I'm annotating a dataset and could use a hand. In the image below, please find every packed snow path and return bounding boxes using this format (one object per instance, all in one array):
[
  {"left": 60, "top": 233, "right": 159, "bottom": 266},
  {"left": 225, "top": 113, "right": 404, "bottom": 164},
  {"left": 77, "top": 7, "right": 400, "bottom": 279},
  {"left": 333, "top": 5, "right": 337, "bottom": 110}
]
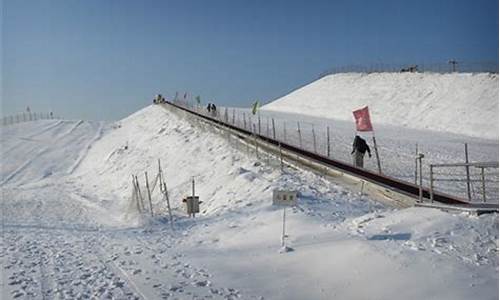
[{"left": 1, "top": 106, "right": 498, "bottom": 299}]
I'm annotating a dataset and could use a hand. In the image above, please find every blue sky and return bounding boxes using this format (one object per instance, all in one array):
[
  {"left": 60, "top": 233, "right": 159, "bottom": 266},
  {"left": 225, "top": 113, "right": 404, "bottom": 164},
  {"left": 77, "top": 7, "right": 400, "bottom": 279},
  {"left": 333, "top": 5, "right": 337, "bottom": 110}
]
[{"left": 2, "top": 0, "right": 498, "bottom": 120}]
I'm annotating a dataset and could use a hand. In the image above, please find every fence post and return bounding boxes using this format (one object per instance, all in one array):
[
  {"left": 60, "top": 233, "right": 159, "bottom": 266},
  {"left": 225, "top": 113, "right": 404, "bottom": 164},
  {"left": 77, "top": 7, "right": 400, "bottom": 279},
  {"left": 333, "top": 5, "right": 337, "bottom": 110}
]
[
  {"left": 297, "top": 122, "right": 302, "bottom": 149},
  {"left": 258, "top": 114, "right": 261, "bottom": 135},
  {"left": 464, "top": 143, "right": 471, "bottom": 201},
  {"left": 132, "top": 175, "right": 141, "bottom": 212},
  {"left": 429, "top": 165, "right": 434, "bottom": 203},
  {"left": 312, "top": 125, "right": 317, "bottom": 153},
  {"left": 481, "top": 167, "right": 486, "bottom": 203},
  {"left": 414, "top": 143, "right": 418, "bottom": 185},
  {"left": 283, "top": 122, "right": 287, "bottom": 143},
  {"left": 243, "top": 113, "right": 247, "bottom": 130},
  {"left": 232, "top": 109, "right": 235, "bottom": 124},
  {"left": 327, "top": 126, "right": 331, "bottom": 157},
  {"left": 272, "top": 118, "right": 276, "bottom": 140},
  {"left": 279, "top": 142, "right": 284, "bottom": 171},
  {"left": 145, "top": 172, "right": 154, "bottom": 217},
  {"left": 253, "top": 124, "right": 259, "bottom": 159},
  {"left": 266, "top": 118, "right": 270, "bottom": 138},
  {"left": 417, "top": 154, "right": 424, "bottom": 202},
  {"left": 135, "top": 175, "right": 145, "bottom": 212}
]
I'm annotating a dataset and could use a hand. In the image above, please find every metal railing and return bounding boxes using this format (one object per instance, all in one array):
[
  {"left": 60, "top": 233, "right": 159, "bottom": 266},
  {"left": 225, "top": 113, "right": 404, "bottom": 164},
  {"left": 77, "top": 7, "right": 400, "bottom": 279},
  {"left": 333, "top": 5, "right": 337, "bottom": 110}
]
[
  {"left": 1, "top": 112, "right": 59, "bottom": 126},
  {"left": 429, "top": 162, "right": 499, "bottom": 203}
]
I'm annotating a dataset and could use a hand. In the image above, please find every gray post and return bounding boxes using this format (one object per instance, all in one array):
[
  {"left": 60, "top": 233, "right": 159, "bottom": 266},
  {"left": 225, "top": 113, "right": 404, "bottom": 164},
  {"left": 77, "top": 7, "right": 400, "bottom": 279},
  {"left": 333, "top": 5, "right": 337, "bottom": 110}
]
[
  {"left": 312, "top": 125, "right": 317, "bottom": 153},
  {"left": 464, "top": 143, "right": 471, "bottom": 201},
  {"left": 135, "top": 175, "right": 145, "bottom": 212},
  {"left": 253, "top": 124, "right": 259, "bottom": 159},
  {"left": 283, "top": 122, "right": 287, "bottom": 143},
  {"left": 281, "top": 207, "right": 286, "bottom": 247},
  {"left": 163, "top": 182, "right": 174, "bottom": 229},
  {"left": 145, "top": 172, "right": 154, "bottom": 216},
  {"left": 372, "top": 135, "right": 382, "bottom": 174},
  {"left": 258, "top": 114, "right": 261, "bottom": 135},
  {"left": 429, "top": 165, "right": 434, "bottom": 203},
  {"left": 266, "top": 118, "right": 270, "bottom": 138},
  {"left": 417, "top": 154, "right": 424, "bottom": 202},
  {"left": 232, "top": 109, "right": 235, "bottom": 124},
  {"left": 481, "top": 167, "right": 486, "bottom": 203},
  {"left": 191, "top": 177, "right": 196, "bottom": 217},
  {"left": 279, "top": 142, "right": 284, "bottom": 171},
  {"left": 297, "top": 122, "right": 302, "bottom": 148},
  {"left": 414, "top": 143, "right": 418, "bottom": 185},
  {"left": 327, "top": 126, "right": 331, "bottom": 157},
  {"left": 243, "top": 113, "right": 247, "bottom": 130},
  {"left": 132, "top": 175, "right": 141, "bottom": 212},
  {"left": 272, "top": 118, "right": 276, "bottom": 140}
]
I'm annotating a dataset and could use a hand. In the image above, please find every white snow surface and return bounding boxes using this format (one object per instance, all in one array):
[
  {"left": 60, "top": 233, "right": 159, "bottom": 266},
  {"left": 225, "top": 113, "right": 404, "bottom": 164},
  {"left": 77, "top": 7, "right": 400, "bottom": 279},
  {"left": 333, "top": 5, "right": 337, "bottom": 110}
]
[
  {"left": 1, "top": 105, "right": 498, "bottom": 299},
  {"left": 262, "top": 72, "right": 499, "bottom": 140}
]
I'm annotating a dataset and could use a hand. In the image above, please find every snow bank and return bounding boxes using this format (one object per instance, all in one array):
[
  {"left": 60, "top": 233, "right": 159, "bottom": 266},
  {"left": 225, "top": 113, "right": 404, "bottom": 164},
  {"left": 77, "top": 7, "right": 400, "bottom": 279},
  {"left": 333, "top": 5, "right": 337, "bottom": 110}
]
[{"left": 262, "top": 72, "right": 499, "bottom": 140}]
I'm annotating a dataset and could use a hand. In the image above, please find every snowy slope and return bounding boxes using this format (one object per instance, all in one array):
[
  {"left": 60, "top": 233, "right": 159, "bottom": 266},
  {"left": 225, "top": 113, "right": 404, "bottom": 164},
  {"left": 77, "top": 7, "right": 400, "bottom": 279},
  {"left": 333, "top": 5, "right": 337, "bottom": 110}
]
[
  {"left": 1, "top": 105, "right": 498, "bottom": 299},
  {"left": 262, "top": 72, "right": 499, "bottom": 140}
]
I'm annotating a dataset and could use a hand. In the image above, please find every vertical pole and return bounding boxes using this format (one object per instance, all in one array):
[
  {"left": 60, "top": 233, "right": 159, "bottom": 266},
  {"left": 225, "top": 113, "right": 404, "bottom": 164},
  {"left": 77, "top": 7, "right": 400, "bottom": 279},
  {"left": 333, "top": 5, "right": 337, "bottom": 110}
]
[
  {"left": 297, "top": 122, "right": 302, "bottom": 149},
  {"left": 279, "top": 142, "right": 284, "bottom": 171},
  {"left": 135, "top": 175, "right": 145, "bottom": 212},
  {"left": 414, "top": 143, "right": 418, "bottom": 185},
  {"left": 372, "top": 134, "right": 382, "bottom": 174},
  {"left": 281, "top": 207, "right": 286, "bottom": 247},
  {"left": 266, "top": 118, "right": 270, "bottom": 138},
  {"left": 145, "top": 172, "right": 154, "bottom": 217},
  {"left": 224, "top": 108, "right": 228, "bottom": 123},
  {"left": 312, "top": 125, "right": 317, "bottom": 153},
  {"left": 132, "top": 175, "right": 141, "bottom": 212},
  {"left": 163, "top": 182, "right": 174, "bottom": 229},
  {"left": 481, "top": 167, "right": 486, "bottom": 203},
  {"left": 272, "top": 118, "right": 276, "bottom": 140},
  {"left": 243, "top": 113, "right": 247, "bottom": 130},
  {"left": 253, "top": 124, "right": 259, "bottom": 159},
  {"left": 232, "top": 109, "right": 235, "bottom": 124},
  {"left": 283, "top": 122, "right": 287, "bottom": 143},
  {"left": 430, "top": 165, "right": 434, "bottom": 203},
  {"left": 192, "top": 177, "right": 195, "bottom": 218},
  {"left": 327, "top": 126, "right": 331, "bottom": 157},
  {"left": 418, "top": 156, "right": 423, "bottom": 202},
  {"left": 258, "top": 113, "right": 261, "bottom": 135},
  {"left": 464, "top": 143, "right": 471, "bottom": 201}
]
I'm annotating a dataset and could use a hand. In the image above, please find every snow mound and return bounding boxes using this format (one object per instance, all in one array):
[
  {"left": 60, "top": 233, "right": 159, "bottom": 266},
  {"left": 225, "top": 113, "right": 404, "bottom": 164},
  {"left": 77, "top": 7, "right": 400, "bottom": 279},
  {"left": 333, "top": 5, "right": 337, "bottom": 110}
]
[{"left": 263, "top": 72, "right": 498, "bottom": 139}]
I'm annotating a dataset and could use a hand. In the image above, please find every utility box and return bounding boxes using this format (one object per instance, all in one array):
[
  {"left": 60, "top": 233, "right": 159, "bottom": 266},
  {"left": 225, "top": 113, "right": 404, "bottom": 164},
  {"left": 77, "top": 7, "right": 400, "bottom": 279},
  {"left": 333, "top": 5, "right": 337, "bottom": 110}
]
[
  {"left": 183, "top": 196, "right": 200, "bottom": 215},
  {"left": 273, "top": 190, "right": 297, "bottom": 206}
]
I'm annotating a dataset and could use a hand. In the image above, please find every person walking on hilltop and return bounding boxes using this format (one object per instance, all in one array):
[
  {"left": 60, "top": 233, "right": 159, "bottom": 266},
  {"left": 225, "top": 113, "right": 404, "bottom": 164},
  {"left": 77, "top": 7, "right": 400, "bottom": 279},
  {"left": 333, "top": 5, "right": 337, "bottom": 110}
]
[{"left": 351, "top": 135, "right": 371, "bottom": 168}]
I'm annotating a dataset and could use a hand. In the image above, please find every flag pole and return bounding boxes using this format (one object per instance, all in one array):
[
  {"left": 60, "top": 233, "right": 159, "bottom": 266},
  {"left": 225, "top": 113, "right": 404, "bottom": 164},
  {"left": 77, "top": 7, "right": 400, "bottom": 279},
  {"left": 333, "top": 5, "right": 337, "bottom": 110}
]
[{"left": 371, "top": 131, "right": 382, "bottom": 174}]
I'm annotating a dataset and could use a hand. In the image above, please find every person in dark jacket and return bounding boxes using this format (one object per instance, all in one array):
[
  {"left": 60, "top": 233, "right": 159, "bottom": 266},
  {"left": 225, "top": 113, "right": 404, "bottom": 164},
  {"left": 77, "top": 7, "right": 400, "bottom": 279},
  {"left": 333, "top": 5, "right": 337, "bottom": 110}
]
[
  {"left": 207, "top": 103, "right": 212, "bottom": 113},
  {"left": 351, "top": 135, "right": 371, "bottom": 168}
]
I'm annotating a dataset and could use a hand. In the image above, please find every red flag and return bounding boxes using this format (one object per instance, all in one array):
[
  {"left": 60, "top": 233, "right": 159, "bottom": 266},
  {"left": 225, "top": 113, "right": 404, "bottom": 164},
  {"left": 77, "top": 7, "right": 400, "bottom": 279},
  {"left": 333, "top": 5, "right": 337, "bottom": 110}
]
[{"left": 352, "top": 106, "right": 373, "bottom": 132}]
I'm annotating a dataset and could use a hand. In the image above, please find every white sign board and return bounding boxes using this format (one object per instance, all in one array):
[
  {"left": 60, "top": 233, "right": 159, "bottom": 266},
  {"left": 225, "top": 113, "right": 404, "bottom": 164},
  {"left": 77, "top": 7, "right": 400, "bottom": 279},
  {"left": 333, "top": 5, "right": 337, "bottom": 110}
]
[{"left": 273, "top": 190, "right": 297, "bottom": 206}]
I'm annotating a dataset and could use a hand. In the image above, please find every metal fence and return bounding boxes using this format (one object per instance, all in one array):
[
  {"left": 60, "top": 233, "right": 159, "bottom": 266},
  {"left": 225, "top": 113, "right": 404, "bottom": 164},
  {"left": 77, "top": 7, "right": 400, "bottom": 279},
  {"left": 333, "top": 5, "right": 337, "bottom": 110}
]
[
  {"left": 170, "top": 99, "right": 499, "bottom": 204},
  {"left": 1, "top": 112, "right": 59, "bottom": 126},
  {"left": 318, "top": 61, "right": 499, "bottom": 78}
]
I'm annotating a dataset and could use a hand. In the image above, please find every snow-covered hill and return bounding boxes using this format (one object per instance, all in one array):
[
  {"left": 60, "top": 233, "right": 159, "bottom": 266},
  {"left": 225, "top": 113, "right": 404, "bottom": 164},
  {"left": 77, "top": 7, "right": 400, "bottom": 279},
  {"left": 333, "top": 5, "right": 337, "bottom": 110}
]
[
  {"left": 262, "top": 72, "right": 499, "bottom": 140},
  {"left": 1, "top": 105, "right": 498, "bottom": 299}
]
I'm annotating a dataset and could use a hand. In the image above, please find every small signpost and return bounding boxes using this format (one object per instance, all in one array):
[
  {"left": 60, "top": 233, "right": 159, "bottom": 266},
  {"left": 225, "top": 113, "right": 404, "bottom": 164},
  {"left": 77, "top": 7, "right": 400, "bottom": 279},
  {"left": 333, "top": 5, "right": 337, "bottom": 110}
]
[
  {"left": 183, "top": 177, "right": 201, "bottom": 217},
  {"left": 273, "top": 189, "right": 297, "bottom": 253}
]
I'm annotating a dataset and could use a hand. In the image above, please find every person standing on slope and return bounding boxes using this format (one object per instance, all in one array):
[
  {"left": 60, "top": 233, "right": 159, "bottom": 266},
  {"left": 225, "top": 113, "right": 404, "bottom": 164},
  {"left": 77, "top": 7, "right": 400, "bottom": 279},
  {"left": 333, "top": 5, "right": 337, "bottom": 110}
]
[{"left": 351, "top": 135, "right": 371, "bottom": 168}]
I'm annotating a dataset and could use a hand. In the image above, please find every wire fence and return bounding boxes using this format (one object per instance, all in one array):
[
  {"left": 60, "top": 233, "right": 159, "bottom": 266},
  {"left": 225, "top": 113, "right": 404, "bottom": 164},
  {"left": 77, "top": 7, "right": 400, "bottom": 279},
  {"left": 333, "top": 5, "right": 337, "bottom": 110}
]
[
  {"left": 170, "top": 99, "right": 499, "bottom": 204},
  {"left": 318, "top": 61, "right": 499, "bottom": 78},
  {"left": 1, "top": 112, "right": 60, "bottom": 126}
]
